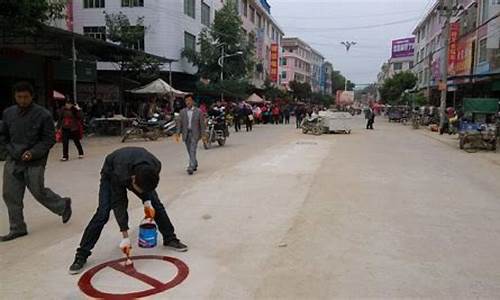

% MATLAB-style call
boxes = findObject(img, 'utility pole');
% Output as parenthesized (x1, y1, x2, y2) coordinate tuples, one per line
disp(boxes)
(340, 41, 357, 91)
(220, 45, 224, 102)
(72, 36, 77, 103)
(439, 0, 451, 130)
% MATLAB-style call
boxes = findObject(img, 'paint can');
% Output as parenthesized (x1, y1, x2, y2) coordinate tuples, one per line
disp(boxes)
(138, 221, 157, 248)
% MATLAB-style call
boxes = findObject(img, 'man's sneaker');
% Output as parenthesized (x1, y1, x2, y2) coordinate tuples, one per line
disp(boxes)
(69, 256, 87, 275)
(60, 157, 68, 162)
(0, 231, 28, 242)
(187, 169, 194, 175)
(164, 240, 188, 252)
(62, 198, 72, 224)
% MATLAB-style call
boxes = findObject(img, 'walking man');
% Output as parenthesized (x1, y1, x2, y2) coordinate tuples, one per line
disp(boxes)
(366, 107, 375, 130)
(176, 95, 205, 175)
(69, 147, 187, 274)
(0, 82, 72, 242)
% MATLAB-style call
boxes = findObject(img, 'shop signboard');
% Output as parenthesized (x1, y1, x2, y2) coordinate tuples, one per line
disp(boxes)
(270, 43, 279, 82)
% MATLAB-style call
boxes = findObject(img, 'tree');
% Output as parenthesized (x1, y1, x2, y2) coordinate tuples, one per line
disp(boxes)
(0, 0, 67, 32)
(289, 81, 312, 101)
(331, 70, 355, 93)
(104, 12, 163, 83)
(182, 0, 255, 84)
(378, 71, 417, 105)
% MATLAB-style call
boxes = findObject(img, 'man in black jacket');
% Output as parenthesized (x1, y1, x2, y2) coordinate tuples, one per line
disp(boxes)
(0, 82, 72, 242)
(69, 147, 187, 274)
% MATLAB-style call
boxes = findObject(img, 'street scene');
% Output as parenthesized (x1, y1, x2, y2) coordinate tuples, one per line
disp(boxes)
(1, 0, 500, 299)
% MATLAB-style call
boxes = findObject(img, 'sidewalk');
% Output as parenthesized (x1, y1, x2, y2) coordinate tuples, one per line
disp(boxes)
(415, 127, 500, 166)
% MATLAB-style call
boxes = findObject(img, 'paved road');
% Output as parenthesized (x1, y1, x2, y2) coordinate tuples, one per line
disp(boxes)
(1, 117, 499, 299)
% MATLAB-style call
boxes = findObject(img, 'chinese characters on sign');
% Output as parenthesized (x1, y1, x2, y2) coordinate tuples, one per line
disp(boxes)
(391, 37, 415, 58)
(270, 43, 279, 82)
(448, 22, 459, 75)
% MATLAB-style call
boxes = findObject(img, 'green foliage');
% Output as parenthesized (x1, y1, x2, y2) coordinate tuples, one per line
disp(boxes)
(378, 71, 417, 105)
(0, 0, 67, 32)
(289, 81, 312, 101)
(104, 12, 145, 47)
(262, 78, 287, 101)
(182, 0, 255, 83)
(104, 12, 162, 83)
(196, 79, 252, 100)
(311, 92, 333, 107)
(331, 70, 355, 92)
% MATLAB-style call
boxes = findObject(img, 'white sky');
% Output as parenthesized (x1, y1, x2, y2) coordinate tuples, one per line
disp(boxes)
(270, 0, 433, 85)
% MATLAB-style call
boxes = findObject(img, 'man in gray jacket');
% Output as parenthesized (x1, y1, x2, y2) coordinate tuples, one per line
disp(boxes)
(176, 94, 205, 175)
(0, 82, 72, 242)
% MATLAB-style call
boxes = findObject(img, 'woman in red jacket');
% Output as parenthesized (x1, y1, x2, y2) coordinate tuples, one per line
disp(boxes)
(58, 100, 84, 161)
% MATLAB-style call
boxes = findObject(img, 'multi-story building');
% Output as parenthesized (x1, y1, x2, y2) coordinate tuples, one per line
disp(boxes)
(70, 0, 224, 78)
(238, 0, 285, 87)
(412, 0, 499, 106)
(281, 37, 333, 95)
(281, 37, 313, 87)
(320, 61, 333, 95)
(311, 49, 325, 93)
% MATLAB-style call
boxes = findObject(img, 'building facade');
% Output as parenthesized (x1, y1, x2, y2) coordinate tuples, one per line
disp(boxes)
(238, 0, 285, 87)
(320, 61, 333, 95)
(311, 49, 325, 93)
(412, 0, 500, 106)
(281, 37, 313, 87)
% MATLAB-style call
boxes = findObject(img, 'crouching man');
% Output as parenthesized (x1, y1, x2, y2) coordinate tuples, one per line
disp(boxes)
(69, 147, 187, 274)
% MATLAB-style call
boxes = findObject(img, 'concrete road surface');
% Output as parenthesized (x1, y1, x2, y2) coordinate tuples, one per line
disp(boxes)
(1, 117, 500, 299)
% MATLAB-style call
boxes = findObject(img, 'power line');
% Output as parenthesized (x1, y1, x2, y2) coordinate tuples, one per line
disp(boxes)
(284, 17, 420, 31)
(274, 9, 422, 20)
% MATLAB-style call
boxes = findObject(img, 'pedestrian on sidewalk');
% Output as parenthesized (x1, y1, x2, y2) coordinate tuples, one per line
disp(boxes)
(366, 107, 375, 130)
(176, 94, 205, 175)
(58, 99, 84, 161)
(283, 105, 291, 124)
(233, 102, 242, 132)
(69, 147, 188, 274)
(0, 82, 72, 242)
(244, 104, 253, 132)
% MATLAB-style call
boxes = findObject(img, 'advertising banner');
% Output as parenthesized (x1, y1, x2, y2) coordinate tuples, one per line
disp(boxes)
(455, 33, 474, 76)
(448, 22, 459, 75)
(270, 43, 279, 82)
(391, 37, 415, 58)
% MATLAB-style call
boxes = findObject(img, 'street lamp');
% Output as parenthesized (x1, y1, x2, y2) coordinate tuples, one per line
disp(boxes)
(341, 41, 357, 91)
(215, 43, 243, 101)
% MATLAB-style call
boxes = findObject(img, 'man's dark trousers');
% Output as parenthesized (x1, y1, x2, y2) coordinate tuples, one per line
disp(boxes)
(76, 178, 177, 258)
(3, 159, 66, 234)
(234, 116, 241, 132)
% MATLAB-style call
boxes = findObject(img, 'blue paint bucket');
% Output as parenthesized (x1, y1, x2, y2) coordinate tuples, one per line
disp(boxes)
(138, 222, 157, 248)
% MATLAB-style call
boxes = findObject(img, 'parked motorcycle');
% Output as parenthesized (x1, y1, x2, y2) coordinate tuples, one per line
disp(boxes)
(301, 116, 324, 135)
(122, 115, 162, 143)
(203, 114, 228, 149)
(160, 113, 178, 137)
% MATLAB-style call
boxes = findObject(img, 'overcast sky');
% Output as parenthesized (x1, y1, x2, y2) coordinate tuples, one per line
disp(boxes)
(271, 0, 433, 86)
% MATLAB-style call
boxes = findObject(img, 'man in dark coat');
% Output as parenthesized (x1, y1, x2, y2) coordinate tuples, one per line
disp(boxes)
(69, 147, 187, 274)
(0, 82, 72, 242)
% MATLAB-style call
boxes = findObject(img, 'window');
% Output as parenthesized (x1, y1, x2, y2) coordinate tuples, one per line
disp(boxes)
(281, 71, 287, 79)
(84, 0, 105, 8)
(479, 38, 487, 62)
(282, 57, 287, 66)
(393, 62, 402, 71)
(409, 61, 414, 69)
(249, 6, 255, 23)
(201, 2, 210, 26)
(125, 26, 145, 50)
(122, 0, 143, 7)
(481, 0, 489, 24)
(83, 26, 106, 41)
(257, 13, 262, 28)
(184, 0, 195, 18)
(184, 32, 196, 51)
(242, 0, 248, 17)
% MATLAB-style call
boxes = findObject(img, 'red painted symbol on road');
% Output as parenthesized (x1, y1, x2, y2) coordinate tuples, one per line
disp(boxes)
(78, 255, 189, 299)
